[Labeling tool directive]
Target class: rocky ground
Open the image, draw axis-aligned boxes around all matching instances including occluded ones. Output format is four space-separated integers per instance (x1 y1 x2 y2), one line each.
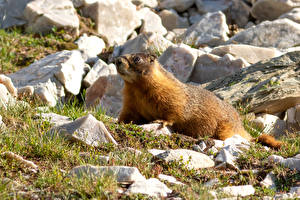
0 0 299 199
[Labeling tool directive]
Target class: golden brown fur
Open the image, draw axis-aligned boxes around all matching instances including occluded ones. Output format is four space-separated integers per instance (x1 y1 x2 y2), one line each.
115 53 282 149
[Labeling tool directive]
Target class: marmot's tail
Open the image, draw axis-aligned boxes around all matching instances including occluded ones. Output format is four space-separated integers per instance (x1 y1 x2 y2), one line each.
256 134 282 149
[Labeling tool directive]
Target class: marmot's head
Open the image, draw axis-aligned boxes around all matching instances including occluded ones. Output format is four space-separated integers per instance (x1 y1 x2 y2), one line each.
115 53 157 83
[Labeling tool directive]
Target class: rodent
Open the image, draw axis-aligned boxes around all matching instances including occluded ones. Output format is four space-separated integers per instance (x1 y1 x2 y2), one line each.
115 53 282 149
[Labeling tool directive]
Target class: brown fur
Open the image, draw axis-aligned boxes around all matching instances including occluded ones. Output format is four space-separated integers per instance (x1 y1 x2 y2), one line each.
115 53 282 149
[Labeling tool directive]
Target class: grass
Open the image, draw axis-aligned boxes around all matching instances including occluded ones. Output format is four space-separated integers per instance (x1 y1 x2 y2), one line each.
0 29 299 199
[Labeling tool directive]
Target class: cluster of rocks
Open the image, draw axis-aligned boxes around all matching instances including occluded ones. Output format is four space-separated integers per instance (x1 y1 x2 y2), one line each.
1 0 300 198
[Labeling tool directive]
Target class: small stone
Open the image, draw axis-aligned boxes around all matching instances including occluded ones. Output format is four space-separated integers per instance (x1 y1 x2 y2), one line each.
159 9 189 31
158 44 203 82
268 154 300 171
251 114 287 137
192 142 206 152
226 0 251 28
279 8 300 23
138 7 167 35
195 0 232 14
218 185 255 197
0 74 17 97
260 172 277 189
155 149 215 170
158 174 184 185
69 165 146 183
17 86 34 98
290 186 300 196
203 178 219 188
75 34 105 62
126 178 172 197
0 84 16 109
158 0 195 12
139 123 172 136
285 105 300 132
148 149 166 156
49 114 118 146
0 115 5 129
2 151 38 172
182 11 229 47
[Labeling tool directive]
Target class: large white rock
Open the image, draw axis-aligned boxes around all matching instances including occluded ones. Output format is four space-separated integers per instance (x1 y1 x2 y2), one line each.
154 149 215 170
69 165 146 182
24 0 79 35
189 53 249 84
138 7 167 35
82 0 141 46
211 44 282 64
49 114 118 146
85 63 124 117
227 18 300 49
159 9 190 31
218 185 255 197
251 0 300 21
251 114 287 137
182 11 229 47
195 0 232 14
8 50 86 106
112 32 174 58
158 44 204 82
158 0 195 12
0 0 32 29
268 154 300 171
285 105 300 132
75 34 106 62
279 7 300 23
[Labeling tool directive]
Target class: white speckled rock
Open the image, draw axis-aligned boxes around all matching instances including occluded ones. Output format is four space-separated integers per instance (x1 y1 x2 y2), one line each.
218 185 255 197
159 44 204 82
82 0 141 46
49 114 118 146
75 34 105 62
138 7 167 35
155 149 215 170
69 165 146 182
126 178 172 197
24 0 79 35
182 11 229 47
227 18 300 49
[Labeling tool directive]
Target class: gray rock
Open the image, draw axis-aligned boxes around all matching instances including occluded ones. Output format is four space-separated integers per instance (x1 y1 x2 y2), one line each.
268 154 300 171
159 44 203 82
226 0 251 28
215 147 239 170
126 178 172 197
227 19 300 49
158 0 195 12
155 149 215 170
279 7 300 23
75 34 105 62
38 112 72 127
82 0 141 46
218 185 255 197
83 59 112 88
159 9 190 31
138 7 167 35
211 44 282 64
139 123 172 136
251 114 287 137
158 174 184 185
251 0 300 21
182 11 229 47
203 178 219 188
285 105 300 132
85 63 123 117
112 32 174 58
69 165 146 182
260 172 277 189
203 51 300 115
8 50 85 106
0 0 32 29
50 114 118 146
24 0 79 35
189 53 249 84
132 0 158 8
195 0 232 14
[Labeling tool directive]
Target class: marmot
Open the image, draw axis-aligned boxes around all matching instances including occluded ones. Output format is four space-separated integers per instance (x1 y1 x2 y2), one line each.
115 53 282 149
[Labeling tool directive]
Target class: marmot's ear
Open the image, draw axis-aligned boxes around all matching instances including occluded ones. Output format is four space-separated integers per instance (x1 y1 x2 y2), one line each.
149 54 157 63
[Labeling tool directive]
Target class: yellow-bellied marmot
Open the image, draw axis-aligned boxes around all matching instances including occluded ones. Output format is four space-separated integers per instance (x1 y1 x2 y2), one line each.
115 53 282 149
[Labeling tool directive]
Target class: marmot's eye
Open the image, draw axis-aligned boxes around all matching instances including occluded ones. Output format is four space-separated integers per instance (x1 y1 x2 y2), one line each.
133 56 141 64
